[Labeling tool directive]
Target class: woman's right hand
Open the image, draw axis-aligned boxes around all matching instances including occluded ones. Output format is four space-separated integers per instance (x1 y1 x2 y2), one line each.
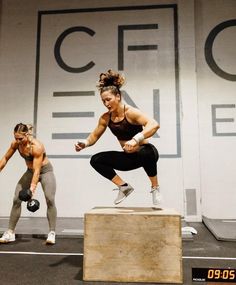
75 140 88 152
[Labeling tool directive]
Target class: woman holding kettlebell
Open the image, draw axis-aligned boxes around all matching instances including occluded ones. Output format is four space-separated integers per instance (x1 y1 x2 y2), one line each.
0 123 57 244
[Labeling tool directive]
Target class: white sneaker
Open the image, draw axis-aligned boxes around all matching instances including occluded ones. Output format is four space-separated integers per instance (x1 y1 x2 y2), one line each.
0 230 15 243
46 231 56 245
151 186 162 207
114 184 134 205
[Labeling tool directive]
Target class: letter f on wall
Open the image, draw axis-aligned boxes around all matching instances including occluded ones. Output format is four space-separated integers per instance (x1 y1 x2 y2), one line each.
118 24 158 70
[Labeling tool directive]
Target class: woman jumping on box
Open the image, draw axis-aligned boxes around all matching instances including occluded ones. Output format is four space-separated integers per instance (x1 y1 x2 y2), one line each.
75 70 161 206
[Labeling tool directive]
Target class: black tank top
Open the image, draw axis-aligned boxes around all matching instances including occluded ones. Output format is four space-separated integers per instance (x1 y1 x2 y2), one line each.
108 106 143 141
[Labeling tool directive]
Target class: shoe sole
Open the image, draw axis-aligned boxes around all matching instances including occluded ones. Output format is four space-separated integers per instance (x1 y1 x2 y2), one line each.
0 239 15 244
114 196 126 205
114 188 134 205
152 206 162 210
152 199 162 207
46 240 55 245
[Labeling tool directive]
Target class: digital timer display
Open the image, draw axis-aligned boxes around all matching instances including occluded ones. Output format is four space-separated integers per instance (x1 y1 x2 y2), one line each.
192 268 236 282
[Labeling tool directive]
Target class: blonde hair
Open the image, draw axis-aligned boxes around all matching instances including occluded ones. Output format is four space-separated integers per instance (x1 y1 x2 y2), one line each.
14 123 34 135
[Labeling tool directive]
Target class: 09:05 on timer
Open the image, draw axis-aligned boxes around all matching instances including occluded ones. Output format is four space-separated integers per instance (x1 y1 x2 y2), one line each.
208 269 235 280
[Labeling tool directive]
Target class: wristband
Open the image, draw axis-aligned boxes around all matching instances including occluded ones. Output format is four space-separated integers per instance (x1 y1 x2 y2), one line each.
133 132 145 143
80 139 89 147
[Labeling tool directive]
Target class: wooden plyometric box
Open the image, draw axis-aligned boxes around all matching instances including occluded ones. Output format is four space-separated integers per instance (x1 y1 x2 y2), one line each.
83 207 183 283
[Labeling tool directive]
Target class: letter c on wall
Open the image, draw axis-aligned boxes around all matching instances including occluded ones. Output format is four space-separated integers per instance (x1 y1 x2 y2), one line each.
205 19 236 81
54 26 95 73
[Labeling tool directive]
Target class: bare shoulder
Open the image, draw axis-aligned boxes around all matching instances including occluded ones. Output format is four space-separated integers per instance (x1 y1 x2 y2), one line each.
125 105 146 121
99 112 110 126
10 140 19 150
125 104 157 127
31 138 45 155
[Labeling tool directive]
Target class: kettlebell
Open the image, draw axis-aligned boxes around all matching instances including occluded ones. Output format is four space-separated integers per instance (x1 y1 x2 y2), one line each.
19 189 32 202
27 199 40 212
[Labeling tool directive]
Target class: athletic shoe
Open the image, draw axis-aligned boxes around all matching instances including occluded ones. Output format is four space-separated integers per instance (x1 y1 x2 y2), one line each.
46 231 56 245
150 186 162 206
114 184 134 205
0 230 15 243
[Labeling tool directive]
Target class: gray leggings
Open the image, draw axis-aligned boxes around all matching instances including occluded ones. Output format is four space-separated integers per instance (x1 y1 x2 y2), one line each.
9 162 57 232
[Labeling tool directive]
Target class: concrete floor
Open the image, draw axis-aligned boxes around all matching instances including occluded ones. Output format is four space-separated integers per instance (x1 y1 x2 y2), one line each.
0 216 84 238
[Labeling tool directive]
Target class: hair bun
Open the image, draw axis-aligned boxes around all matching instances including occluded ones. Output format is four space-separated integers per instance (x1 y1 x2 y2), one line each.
26 124 33 135
97 69 125 90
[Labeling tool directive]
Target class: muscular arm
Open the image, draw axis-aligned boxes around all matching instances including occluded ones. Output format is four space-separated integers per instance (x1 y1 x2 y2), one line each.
75 113 109 151
123 106 160 153
30 144 44 193
0 142 17 171
127 107 160 138
86 113 109 145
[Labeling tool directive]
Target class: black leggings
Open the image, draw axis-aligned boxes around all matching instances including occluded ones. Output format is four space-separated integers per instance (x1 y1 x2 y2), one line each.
90 143 159 180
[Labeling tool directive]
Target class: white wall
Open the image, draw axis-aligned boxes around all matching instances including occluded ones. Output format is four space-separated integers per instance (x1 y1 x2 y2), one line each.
0 0 235 220
195 0 236 218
